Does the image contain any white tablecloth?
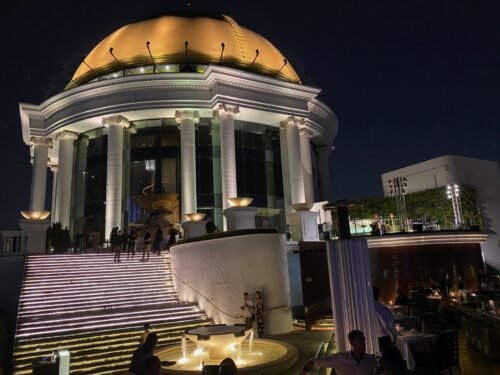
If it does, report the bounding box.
[395,332,436,371]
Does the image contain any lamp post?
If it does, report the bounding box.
[447,184,464,229]
[388,177,409,232]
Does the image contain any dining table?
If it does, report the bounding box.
[395,330,436,371]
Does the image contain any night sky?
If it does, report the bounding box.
[0,0,499,229]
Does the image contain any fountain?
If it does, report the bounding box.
[156,325,298,374]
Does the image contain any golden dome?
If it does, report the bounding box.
[69,15,300,88]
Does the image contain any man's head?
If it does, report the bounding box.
[243,292,249,300]
[144,323,150,331]
[218,357,238,375]
[347,330,366,354]
[373,286,380,301]
[396,288,403,296]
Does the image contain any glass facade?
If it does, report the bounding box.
[73,118,285,237]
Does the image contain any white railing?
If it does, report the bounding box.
[0,230,22,253]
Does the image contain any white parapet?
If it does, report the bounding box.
[181,221,207,239]
[19,219,51,254]
[223,206,258,231]
[287,210,319,241]
[170,233,293,335]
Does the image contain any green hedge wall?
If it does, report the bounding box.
[349,185,483,230]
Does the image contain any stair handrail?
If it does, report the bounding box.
[170,269,289,320]
[170,269,240,319]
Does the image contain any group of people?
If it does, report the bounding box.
[110,227,138,262]
[109,225,179,262]
[240,291,265,338]
[303,286,404,375]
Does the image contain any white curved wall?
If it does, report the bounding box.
[170,233,293,335]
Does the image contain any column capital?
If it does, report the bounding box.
[212,104,239,119]
[299,127,314,138]
[29,136,52,148]
[80,135,90,146]
[102,115,130,128]
[280,116,305,129]
[127,124,138,134]
[55,130,78,142]
[175,110,200,124]
[49,164,58,173]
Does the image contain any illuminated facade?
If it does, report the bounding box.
[20,15,338,239]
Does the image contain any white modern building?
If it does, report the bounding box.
[19,14,338,241]
[382,155,500,271]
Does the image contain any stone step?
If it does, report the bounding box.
[13,253,211,374]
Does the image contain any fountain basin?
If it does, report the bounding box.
[184,325,252,360]
[157,338,298,375]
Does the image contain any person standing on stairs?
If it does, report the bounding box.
[153,225,163,255]
[142,229,152,261]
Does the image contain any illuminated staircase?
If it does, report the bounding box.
[13,253,212,374]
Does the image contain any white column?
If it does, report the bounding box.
[279,123,293,216]
[283,117,305,205]
[50,164,58,224]
[29,137,51,211]
[176,110,199,219]
[317,145,332,201]
[55,131,78,228]
[102,115,129,240]
[300,127,315,203]
[213,104,239,211]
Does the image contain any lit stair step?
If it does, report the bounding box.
[19,296,179,316]
[16,312,207,339]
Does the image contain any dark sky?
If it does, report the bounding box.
[0,0,499,229]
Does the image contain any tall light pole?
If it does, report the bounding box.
[447,184,464,229]
[388,177,409,232]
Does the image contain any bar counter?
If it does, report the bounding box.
[444,299,500,359]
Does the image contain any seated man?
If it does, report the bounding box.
[129,333,158,375]
[302,330,378,375]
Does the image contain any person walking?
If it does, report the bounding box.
[240,292,255,330]
[168,225,177,249]
[255,291,265,338]
[115,229,123,262]
[153,225,163,255]
[142,229,151,262]
[121,229,128,254]
[127,227,137,259]
[111,227,120,262]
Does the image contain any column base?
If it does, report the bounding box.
[223,207,258,231]
[19,219,51,254]
[287,211,319,241]
[181,221,207,239]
